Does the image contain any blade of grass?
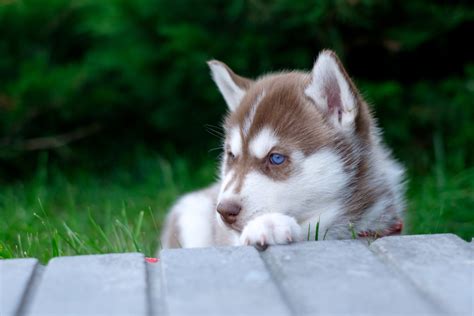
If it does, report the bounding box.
[349,222,357,239]
[315,218,320,241]
[51,233,60,257]
[62,223,89,253]
[88,210,113,250]
[114,219,142,252]
[323,228,329,240]
[133,211,144,240]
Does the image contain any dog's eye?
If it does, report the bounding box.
[269,153,286,165]
[227,151,236,160]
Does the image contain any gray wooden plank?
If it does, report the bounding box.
[261,240,438,316]
[0,258,39,316]
[371,234,473,316]
[147,261,164,316]
[26,253,148,316]
[160,246,292,316]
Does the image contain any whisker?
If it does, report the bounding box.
[204,124,225,138]
[208,146,223,153]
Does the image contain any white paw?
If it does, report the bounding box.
[239,213,302,249]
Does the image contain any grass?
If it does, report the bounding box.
[1,152,472,263]
[406,168,474,239]
[0,153,216,263]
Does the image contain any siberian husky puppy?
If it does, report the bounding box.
[160,50,405,249]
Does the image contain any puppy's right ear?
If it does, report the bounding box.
[207,60,253,112]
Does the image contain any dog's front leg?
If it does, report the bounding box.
[239,213,302,249]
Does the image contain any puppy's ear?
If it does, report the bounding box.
[305,50,360,133]
[207,60,253,112]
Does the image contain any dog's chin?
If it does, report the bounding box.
[225,222,243,233]
[218,217,243,232]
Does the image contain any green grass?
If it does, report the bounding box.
[406,168,474,239]
[1,153,472,263]
[0,154,216,263]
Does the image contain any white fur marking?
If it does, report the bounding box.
[176,193,213,248]
[221,170,235,193]
[249,127,279,159]
[217,170,240,209]
[229,127,242,156]
[242,91,265,136]
[208,61,245,111]
[238,149,348,237]
[240,213,302,246]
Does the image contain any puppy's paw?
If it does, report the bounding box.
[240,213,302,250]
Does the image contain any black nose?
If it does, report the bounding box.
[216,201,241,224]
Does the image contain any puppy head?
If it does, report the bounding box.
[208,50,370,231]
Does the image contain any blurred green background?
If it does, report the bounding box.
[1,0,473,261]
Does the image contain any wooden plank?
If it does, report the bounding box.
[261,240,438,315]
[147,261,164,316]
[0,258,39,316]
[26,253,148,316]
[160,246,291,316]
[371,234,473,315]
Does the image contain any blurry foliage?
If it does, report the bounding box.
[0,0,473,178]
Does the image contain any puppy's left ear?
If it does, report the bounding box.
[207,60,253,112]
[305,50,361,133]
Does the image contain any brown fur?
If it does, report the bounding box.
[220,55,389,222]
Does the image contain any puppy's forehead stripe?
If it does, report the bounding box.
[242,91,265,136]
[229,127,242,155]
[222,170,238,192]
[249,127,279,159]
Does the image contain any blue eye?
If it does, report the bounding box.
[269,153,286,165]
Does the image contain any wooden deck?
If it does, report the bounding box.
[1,234,472,315]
